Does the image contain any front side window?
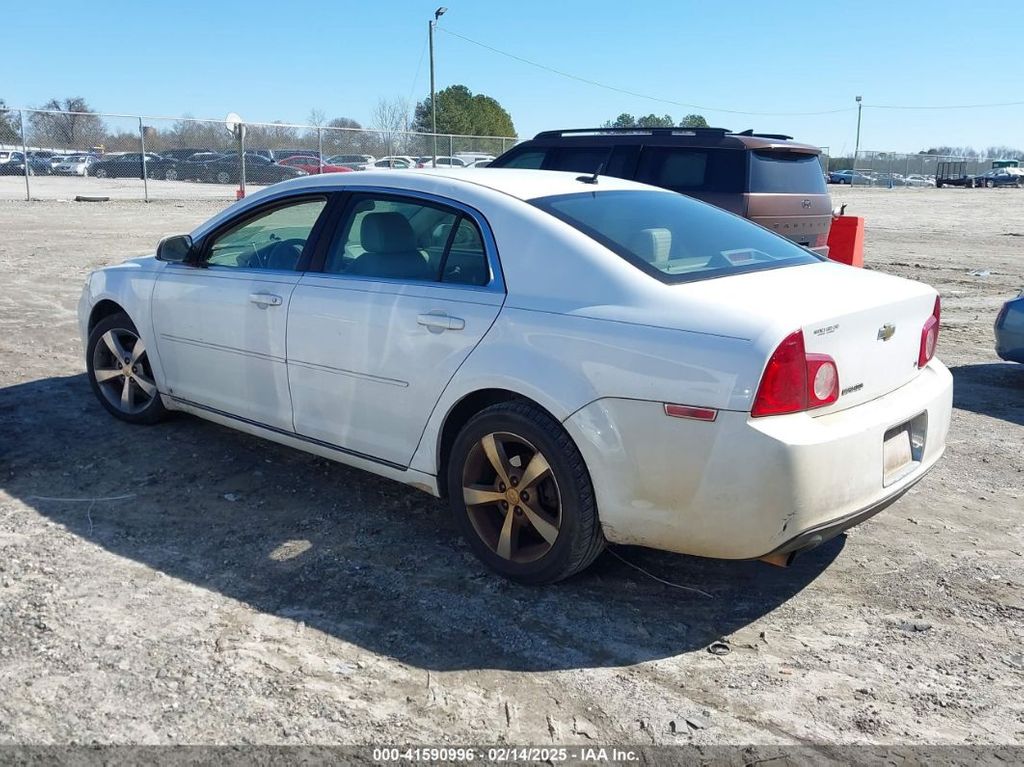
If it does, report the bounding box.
[531,190,820,284]
[323,195,489,286]
[204,197,327,270]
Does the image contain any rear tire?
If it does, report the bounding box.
[447,401,605,584]
[86,312,168,425]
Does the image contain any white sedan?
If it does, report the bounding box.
[78,169,952,583]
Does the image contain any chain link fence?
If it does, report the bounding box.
[0,108,517,201]
[827,150,1023,188]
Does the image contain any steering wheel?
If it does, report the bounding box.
[260,238,306,270]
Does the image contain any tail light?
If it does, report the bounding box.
[918,296,941,368]
[752,330,839,417]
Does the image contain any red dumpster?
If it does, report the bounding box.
[826,215,864,267]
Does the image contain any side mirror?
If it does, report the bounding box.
[156,234,194,263]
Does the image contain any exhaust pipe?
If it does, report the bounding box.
[759,551,795,568]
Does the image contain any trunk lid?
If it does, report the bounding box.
[665,262,939,412]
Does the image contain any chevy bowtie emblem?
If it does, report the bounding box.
[877,323,896,341]
[801,199,812,209]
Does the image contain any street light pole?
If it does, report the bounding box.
[429,6,447,166]
[853,95,863,171]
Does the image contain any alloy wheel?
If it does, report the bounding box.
[91,328,158,415]
[461,432,562,563]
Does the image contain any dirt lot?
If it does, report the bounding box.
[0,186,1022,748]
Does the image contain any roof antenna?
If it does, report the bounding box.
[576,162,604,185]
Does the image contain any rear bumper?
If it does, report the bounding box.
[564,359,953,560]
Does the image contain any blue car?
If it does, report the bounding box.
[995,294,1024,363]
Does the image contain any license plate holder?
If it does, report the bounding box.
[882,413,927,487]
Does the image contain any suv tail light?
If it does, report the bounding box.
[752,330,839,417]
[918,296,941,368]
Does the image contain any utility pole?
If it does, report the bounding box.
[429,6,447,166]
[853,95,863,172]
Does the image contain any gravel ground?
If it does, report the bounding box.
[0,187,1022,747]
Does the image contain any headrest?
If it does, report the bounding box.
[630,227,672,267]
[360,212,417,253]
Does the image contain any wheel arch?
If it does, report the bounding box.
[435,388,563,499]
[88,299,128,334]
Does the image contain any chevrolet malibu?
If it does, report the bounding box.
[78,169,953,584]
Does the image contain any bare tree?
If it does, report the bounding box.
[307,108,327,128]
[28,97,105,149]
[0,99,20,144]
[372,97,410,156]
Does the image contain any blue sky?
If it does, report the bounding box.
[3,0,1023,154]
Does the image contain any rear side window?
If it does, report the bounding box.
[635,147,745,193]
[749,151,827,194]
[323,195,489,286]
[531,190,820,284]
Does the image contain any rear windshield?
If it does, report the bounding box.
[748,150,826,194]
[531,190,821,284]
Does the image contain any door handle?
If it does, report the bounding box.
[249,292,283,308]
[417,312,465,332]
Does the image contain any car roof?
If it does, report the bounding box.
[513,127,821,154]
[270,167,653,201]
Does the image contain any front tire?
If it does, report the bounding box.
[94,167,107,179]
[86,312,167,425]
[447,401,605,584]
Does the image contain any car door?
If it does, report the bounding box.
[151,194,332,431]
[287,191,504,467]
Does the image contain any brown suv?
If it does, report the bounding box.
[489,127,833,253]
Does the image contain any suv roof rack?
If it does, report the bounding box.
[734,129,794,140]
[534,127,732,139]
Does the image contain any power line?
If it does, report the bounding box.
[436,26,855,117]
[438,27,1024,117]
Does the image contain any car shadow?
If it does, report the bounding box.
[949,362,1024,426]
[0,373,841,672]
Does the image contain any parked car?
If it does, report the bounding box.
[155,148,217,162]
[28,150,58,173]
[373,156,419,169]
[0,154,51,175]
[466,159,492,168]
[827,170,876,185]
[78,168,952,583]
[904,174,935,188]
[490,127,833,253]
[973,168,1024,188]
[53,155,96,176]
[995,293,1024,363]
[90,152,167,179]
[196,153,307,184]
[274,149,320,161]
[277,155,354,175]
[420,155,468,168]
[0,150,26,166]
[327,154,375,170]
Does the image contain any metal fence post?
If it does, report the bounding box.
[449,134,454,158]
[317,127,323,171]
[139,117,150,203]
[19,110,30,201]
[239,123,246,198]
